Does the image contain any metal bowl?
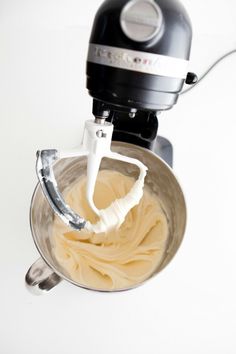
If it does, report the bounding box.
[26,142,186,294]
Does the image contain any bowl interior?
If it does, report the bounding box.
[30,142,186,291]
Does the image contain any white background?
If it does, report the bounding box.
[0,0,236,353]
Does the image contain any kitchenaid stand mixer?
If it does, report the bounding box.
[25,0,198,294]
[35,0,197,235]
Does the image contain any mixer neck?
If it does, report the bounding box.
[92,99,158,151]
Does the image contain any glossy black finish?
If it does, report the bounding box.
[185,72,198,85]
[86,0,192,112]
[107,108,159,150]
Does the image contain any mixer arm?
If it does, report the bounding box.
[36,149,87,231]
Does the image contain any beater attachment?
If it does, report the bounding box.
[36,119,147,233]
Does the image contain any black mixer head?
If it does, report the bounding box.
[86,0,193,115]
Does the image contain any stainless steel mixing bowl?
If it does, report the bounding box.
[25,142,186,294]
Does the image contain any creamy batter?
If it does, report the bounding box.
[52,170,169,290]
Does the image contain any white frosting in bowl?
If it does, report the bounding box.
[52,170,169,290]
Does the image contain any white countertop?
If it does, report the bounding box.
[1,1,236,353]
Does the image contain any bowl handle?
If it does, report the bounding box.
[25,258,62,295]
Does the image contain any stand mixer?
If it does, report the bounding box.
[36,0,197,234]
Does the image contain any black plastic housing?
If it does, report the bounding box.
[86,0,192,112]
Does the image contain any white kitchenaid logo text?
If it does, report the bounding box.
[94,45,161,69]
[87,44,189,79]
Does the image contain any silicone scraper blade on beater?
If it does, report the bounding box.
[36,119,148,234]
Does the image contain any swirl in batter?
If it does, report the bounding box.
[52,170,169,290]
